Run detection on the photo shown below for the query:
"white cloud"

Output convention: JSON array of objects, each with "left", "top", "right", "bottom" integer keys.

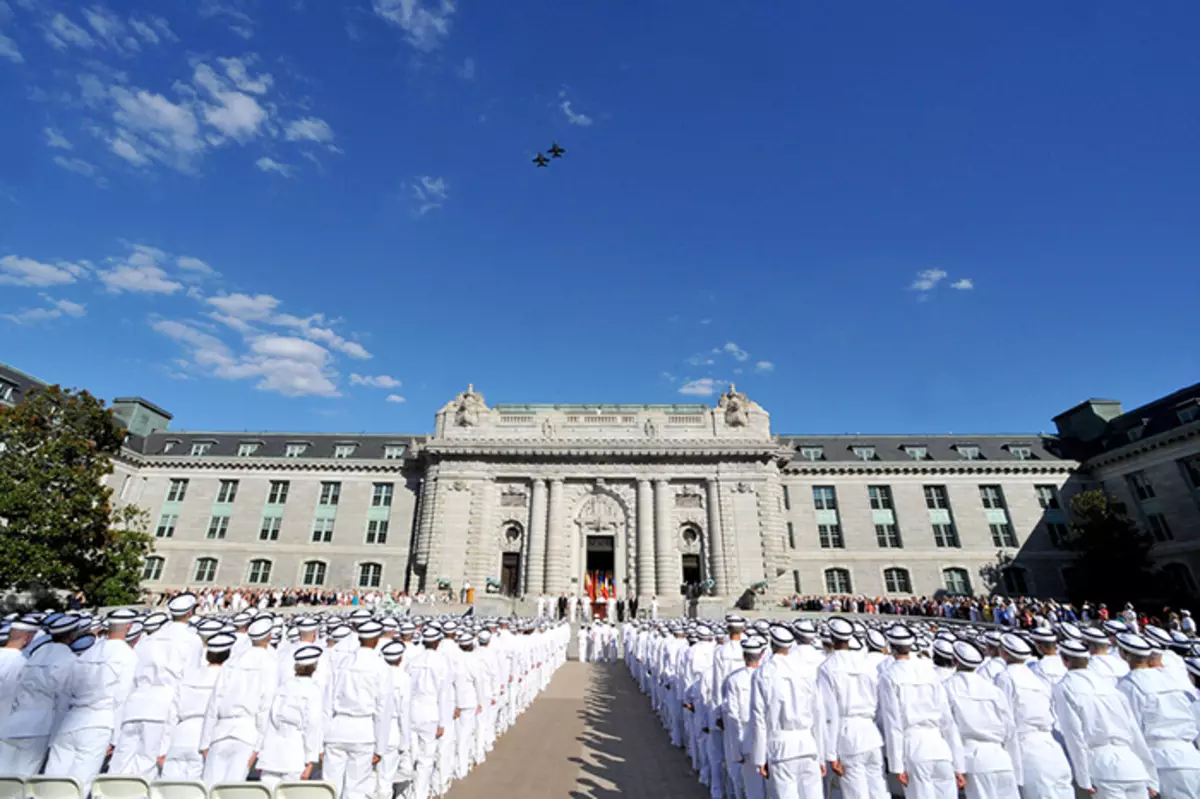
[
  {"left": 109, "top": 86, "right": 205, "bottom": 171},
  {"left": 951, "top": 278, "right": 974, "bottom": 290},
  {"left": 685, "top": 353, "right": 715, "bottom": 367},
  {"left": 82, "top": 5, "right": 140, "bottom": 54},
  {"left": 385, "top": 394, "right": 406, "bottom": 403},
  {"left": 910, "top": 268, "right": 947, "bottom": 292},
  {"left": 110, "top": 134, "right": 150, "bottom": 165},
  {"left": 678, "top": 378, "right": 727, "bottom": 397},
  {"left": 755, "top": 360, "right": 774, "bottom": 373},
  {"left": 407, "top": 175, "right": 447, "bottom": 216},
  {"left": 284, "top": 116, "right": 334, "bottom": 144},
  {"left": 256, "top": 156, "right": 293, "bottom": 177},
  {"left": 457, "top": 57, "right": 475, "bottom": 80},
  {"left": 192, "top": 62, "right": 268, "bottom": 141},
  {"left": 559, "top": 100, "right": 593, "bottom": 127},
  {"left": 0, "top": 255, "right": 86, "bottom": 287},
  {"left": 372, "top": 0, "right": 455, "bottom": 51},
  {"left": 208, "top": 292, "right": 280, "bottom": 320},
  {"left": 721, "top": 341, "right": 749, "bottom": 361},
  {"left": 128, "top": 18, "right": 158, "bottom": 44},
  {"left": 44, "top": 13, "right": 95, "bottom": 51},
  {"left": 128, "top": 16, "right": 174, "bottom": 44},
  {"left": 350, "top": 373, "right": 401, "bottom": 388},
  {"left": 97, "top": 244, "right": 184, "bottom": 294},
  {"left": 699, "top": 318, "right": 712, "bottom": 325},
  {"left": 205, "top": 291, "right": 371, "bottom": 360},
  {"left": 217, "top": 56, "right": 273, "bottom": 94},
  {"left": 53, "top": 155, "right": 105, "bottom": 185},
  {"left": 0, "top": 31, "right": 21, "bottom": 63},
  {"left": 177, "top": 255, "right": 215, "bottom": 276},
  {"left": 2, "top": 294, "right": 86, "bottom": 324},
  {"left": 44, "top": 127, "right": 72, "bottom": 150}
]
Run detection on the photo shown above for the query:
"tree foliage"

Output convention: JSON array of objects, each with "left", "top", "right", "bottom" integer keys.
[
  {"left": 0, "top": 385, "right": 154, "bottom": 605},
  {"left": 1065, "top": 489, "right": 1156, "bottom": 607}
]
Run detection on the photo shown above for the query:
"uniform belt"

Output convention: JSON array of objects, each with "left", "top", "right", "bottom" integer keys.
[{"left": 335, "top": 712, "right": 373, "bottom": 718}]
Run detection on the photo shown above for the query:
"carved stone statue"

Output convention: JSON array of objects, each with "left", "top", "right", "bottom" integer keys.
[
  {"left": 453, "top": 383, "right": 487, "bottom": 427},
  {"left": 542, "top": 417, "right": 556, "bottom": 438},
  {"left": 719, "top": 383, "right": 750, "bottom": 427},
  {"left": 644, "top": 417, "right": 659, "bottom": 438}
]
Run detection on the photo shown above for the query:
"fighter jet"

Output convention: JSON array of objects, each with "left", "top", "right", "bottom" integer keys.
[
  {"left": 548, "top": 141, "right": 565, "bottom": 158},
  {"left": 532, "top": 153, "right": 549, "bottom": 168}
]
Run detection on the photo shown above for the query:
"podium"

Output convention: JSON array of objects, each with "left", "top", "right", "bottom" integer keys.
[{"left": 591, "top": 601, "right": 608, "bottom": 620}]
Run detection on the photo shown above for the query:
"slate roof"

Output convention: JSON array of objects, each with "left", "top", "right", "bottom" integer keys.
[
  {"left": 127, "top": 430, "right": 417, "bottom": 460},
  {"left": 1068, "top": 381, "right": 1200, "bottom": 459},
  {"left": 0, "top": 361, "right": 49, "bottom": 406},
  {"left": 777, "top": 433, "right": 1070, "bottom": 464}
]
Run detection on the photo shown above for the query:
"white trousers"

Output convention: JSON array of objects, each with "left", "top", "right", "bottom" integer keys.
[
  {"left": 742, "top": 761, "right": 766, "bottom": 799},
  {"left": 202, "top": 738, "right": 254, "bottom": 785},
  {"left": 904, "top": 760, "right": 957, "bottom": 799},
  {"left": 259, "top": 771, "right": 301, "bottom": 790},
  {"left": 454, "top": 712, "right": 475, "bottom": 779},
  {"left": 1016, "top": 734, "right": 1074, "bottom": 799},
  {"left": 410, "top": 725, "right": 439, "bottom": 799},
  {"left": 1093, "top": 782, "right": 1152, "bottom": 799},
  {"left": 110, "top": 721, "right": 165, "bottom": 779},
  {"left": 45, "top": 727, "right": 111, "bottom": 792},
  {"left": 840, "top": 748, "right": 888, "bottom": 799},
  {"left": 766, "top": 756, "right": 822, "bottom": 799},
  {"left": 965, "top": 770, "right": 1019, "bottom": 799},
  {"left": 161, "top": 750, "right": 204, "bottom": 781},
  {"left": 1159, "top": 768, "right": 1200, "bottom": 799},
  {"left": 325, "top": 742, "right": 376, "bottom": 799},
  {"left": 0, "top": 736, "right": 49, "bottom": 778}
]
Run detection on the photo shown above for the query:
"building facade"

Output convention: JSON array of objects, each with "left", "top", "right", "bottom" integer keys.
[{"left": 2, "top": 362, "right": 1198, "bottom": 604}]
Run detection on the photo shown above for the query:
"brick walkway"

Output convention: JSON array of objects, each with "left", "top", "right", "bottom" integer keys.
[{"left": 447, "top": 661, "right": 707, "bottom": 799}]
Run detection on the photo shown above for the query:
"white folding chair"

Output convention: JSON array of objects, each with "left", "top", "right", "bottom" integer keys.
[
  {"left": 208, "top": 783, "right": 271, "bottom": 799},
  {"left": 24, "top": 777, "right": 82, "bottom": 799},
  {"left": 273, "top": 782, "right": 336, "bottom": 799},
  {"left": 0, "top": 777, "right": 25, "bottom": 799},
  {"left": 270, "top": 782, "right": 331, "bottom": 799},
  {"left": 91, "top": 776, "right": 151, "bottom": 799},
  {"left": 149, "top": 780, "right": 208, "bottom": 799}
]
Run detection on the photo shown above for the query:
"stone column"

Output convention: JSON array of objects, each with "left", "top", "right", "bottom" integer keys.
[
  {"left": 544, "top": 478, "right": 567, "bottom": 595},
  {"left": 654, "top": 478, "right": 674, "bottom": 598},
  {"left": 525, "top": 478, "right": 548, "bottom": 596},
  {"left": 706, "top": 478, "right": 725, "bottom": 594},
  {"left": 636, "top": 479, "right": 656, "bottom": 597}
]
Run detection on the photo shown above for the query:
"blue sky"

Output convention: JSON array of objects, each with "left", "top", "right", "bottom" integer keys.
[{"left": 1, "top": 1, "right": 1197, "bottom": 436}]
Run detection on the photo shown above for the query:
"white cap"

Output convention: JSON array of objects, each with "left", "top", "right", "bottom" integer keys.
[
  {"left": 107, "top": 608, "right": 139, "bottom": 623},
  {"left": 247, "top": 617, "right": 273, "bottom": 641},
  {"left": 293, "top": 645, "right": 322, "bottom": 665},
  {"left": 357, "top": 621, "right": 384, "bottom": 639},
  {"left": 952, "top": 641, "right": 984, "bottom": 669},
  {"left": 769, "top": 626, "right": 795, "bottom": 648},
  {"left": 1060, "top": 639, "right": 1090, "bottom": 659},
  {"left": 167, "top": 593, "right": 198, "bottom": 616},
  {"left": 1116, "top": 633, "right": 1153, "bottom": 657},
  {"left": 827, "top": 617, "right": 854, "bottom": 642},
  {"left": 207, "top": 632, "right": 237, "bottom": 653},
  {"left": 381, "top": 641, "right": 406, "bottom": 662},
  {"left": 1000, "top": 633, "right": 1033, "bottom": 660}
]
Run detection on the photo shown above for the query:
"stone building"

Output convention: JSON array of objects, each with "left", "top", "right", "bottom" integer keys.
[{"left": 2, "top": 361, "right": 1198, "bottom": 606}]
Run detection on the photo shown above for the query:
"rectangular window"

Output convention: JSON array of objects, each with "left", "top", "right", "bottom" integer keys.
[
  {"left": 924, "top": 485, "right": 949, "bottom": 510},
  {"left": 358, "top": 562, "right": 382, "bottom": 588},
  {"left": 1129, "top": 472, "right": 1156, "bottom": 501},
  {"left": 818, "top": 524, "right": 844, "bottom": 549},
  {"left": 782, "top": 485, "right": 791, "bottom": 511},
  {"left": 162, "top": 441, "right": 177, "bottom": 454},
  {"left": 852, "top": 446, "right": 876, "bottom": 461},
  {"left": 167, "top": 478, "right": 189, "bottom": 502},
  {"left": 0, "top": 381, "right": 14, "bottom": 403},
  {"left": 990, "top": 523, "right": 1018, "bottom": 548},
  {"left": 190, "top": 442, "right": 212, "bottom": 456},
  {"left": 1182, "top": 456, "right": 1200, "bottom": 489},
  {"left": 259, "top": 516, "right": 282, "bottom": 541},
  {"left": 267, "top": 480, "right": 290, "bottom": 505},
  {"left": 799, "top": 447, "right": 823, "bottom": 462},
  {"left": 813, "top": 486, "right": 837, "bottom": 511},
  {"left": 904, "top": 445, "right": 928, "bottom": 461},
  {"left": 1009, "top": 445, "right": 1033, "bottom": 460},
  {"left": 885, "top": 569, "right": 912, "bottom": 594},
  {"left": 1047, "top": 522, "right": 1069, "bottom": 547},
  {"left": 285, "top": 443, "right": 307, "bottom": 458},
  {"left": 384, "top": 445, "right": 406, "bottom": 460},
  {"left": 979, "top": 485, "right": 1006, "bottom": 509},
  {"left": 793, "top": 570, "right": 802, "bottom": 594},
  {"left": 141, "top": 557, "right": 164, "bottom": 581},
  {"left": 1035, "top": 485, "right": 1060, "bottom": 510},
  {"left": 372, "top": 483, "right": 394, "bottom": 507},
  {"left": 312, "top": 517, "right": 334, "bottom": 543},
  {"left": 825, "top": 569, "right": 852, "bottom": 594},
  {"left": 1178, "top": 405, "right": 1200, "bottom": 424},
  {"left": 933, "top": 523, "right": 960, "bottom": 548},
  {"left": 875, "top": 523, "right": 902, "bottom": 548},
  {"left": 216, "top": 479, "right": 239, "bottom": 504},
  {"left": 155, "top": 513, "right": 177, "bottom": 538},
  {"left": 247, "top": 560, "right": 272, "bottom": 584},
  {"left": 868, "top": 485, "right": 894, "bottom": 511},
  {"left": 193, "top": 558, "right": 218, "bottom": 583},
  {"left": 334, "top": 444, "right": 356, "bottom": 459},
  {"left": 366, "top": 519, "right": 389, "bottom": 544},
  {"left": 319, "top": 481, "right": 341, "bottom": 506},
  {"left": 958, "top": 445, "right": 982, "bottom": 461},
  {"left": 303, "top": 561, "right": 326, "bottom": 586},
  {"left": 1147, "top": 514, "right": 1173, "bottom": 542},
  {"left": 206, "top": 516, "right": 229, "bottom": 540},
  {"left": 786, "top": 521, "right": 795, "bottom": 548},
  {"left": 237, "top": 442, "right": 259, "bottom": 456}
]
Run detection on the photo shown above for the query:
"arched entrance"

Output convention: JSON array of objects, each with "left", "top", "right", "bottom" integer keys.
[{"left": 572, "top": 485, "right": 630, "bottom": 618}]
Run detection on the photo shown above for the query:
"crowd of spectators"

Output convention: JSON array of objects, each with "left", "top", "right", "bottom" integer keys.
[
  {"left": 152, "top": 587, "right": 458, "bottom": 612},
  {"left": 781, "top": 593, "right": 1197, "bottom": 633}
]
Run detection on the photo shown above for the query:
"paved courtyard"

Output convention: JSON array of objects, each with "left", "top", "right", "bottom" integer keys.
[{"left": 448, "top": 661, "right": 707, "bottom": 799}]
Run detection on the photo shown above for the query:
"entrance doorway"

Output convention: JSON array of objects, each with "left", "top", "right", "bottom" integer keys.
[
  {"left": 681, "top": 553, "right": 702, "bottom": 595},
  {"left": 585, "top": 535, "right": 615, "bottom": 604},
  {"left": 500, "top": 553, "right": 521, "bottom": 597}
]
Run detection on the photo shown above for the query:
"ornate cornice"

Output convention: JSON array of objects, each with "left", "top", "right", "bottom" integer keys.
[
  {"left": 1084, "top": 423, "right": 1199, "bottom": 470},
  {"left": 780, "top": 461, "right": 1077, "bottom": 477},
  {"left": 115, "top": 451, "right": 410, "bottom": 475},
  {"left": 424, "top": 438, "right": 779, "bottom": 460}
]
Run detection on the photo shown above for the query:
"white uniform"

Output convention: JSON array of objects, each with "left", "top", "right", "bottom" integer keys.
[
  {"left": 723, "top": 667, "right": 763, "bottom": 799},
  {"left": 325, "top": 646, "right": 394, "bottom": 799},
  {"left": 0, "top": 640, "right": 75, "bottom": 776},
  {"left": 750, "top": 653, "right": 826, "bottom": 799},
  {"left": 817, "top": 649, "right": 888, "bottom": 799},
  {"left": 159, "top": 665, "right": 221, "bottom": 780},
  {"left": 0, "top": 648, "right": 27, "bottom": 717},
  {"left": 407, "top": 645, "right": 453, "bottom": 799},
  {"left": 994, "top": 662, "right": 1073, "bottom": 799},
  {"left": 1053, "top": 668, "right": 1158, "bottom": 799},
  {"left": 452, "top": 648, "right": 486, "bottom": 779},
  {"left": 199, "top": 646, "right": 278, "bottom": 785},
  {"left": 1118, "top": 667, "right": 1200, "bottom": 799},
  {"left": 878, "top": 658, "right": 965, "bottom": 799},
  {"left": 256, "top": 675, "right": 324, "bottom": 788},
  {"left": 378, "top": 665, "right": 412, "bottom": 799},
  {"left": 943, "top": 670, "right": 1019, "bottom": 799},
  {"left": 45, "top": 638, "right": 138, "bottom": 791}
]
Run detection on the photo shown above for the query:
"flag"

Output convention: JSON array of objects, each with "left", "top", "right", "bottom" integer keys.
[{"left": 585, "top": 571, "right": 594, "bottom": 602}]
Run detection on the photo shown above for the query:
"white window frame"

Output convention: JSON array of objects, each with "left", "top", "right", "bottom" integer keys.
[
  {"left": 312, "top": 517, "right": 335, "bottom": 543},
  {"left": 1009, "top": 446, "right": 1033, "bottom": 460},
  {"left": 358, "top": 562, "right": 383, "bottom": 589},
  {"left": 366, "top": 519, "right": 389, "bottom": 544},
  {"left": 824, "top": 568, "right": 852, "bottom": 594},
  {"left": 813, "top": 486, "right": 837, "bottom": 511},
  {"left": 206, "top": 515, "right": 230, "bottom": 540},
  {"left": 259, "top": 516, "right": 282, "bottom": 541},
  {"left": 799, "top": 447, "right": 823, "bottom": 462},
  {"left": 1035, "top": 485, "right": 1060, "bottom": 509},
  {"left": 0, "top": 382, "right": 14, "bottom": 403},
  {"left": 852, "top": 446, "right": 875, "bottom": 461},
  {"left": 166, "top": 478, "right": 189, "bottom": 502},
  {"left": 216, "top": 479, "right": 239, "bottom": 504},
  {"left": 268, "top": 480, "right": 290, "bottom": 505},
  {"left": 384, "top": 445, "right": 406, "bottom": 460},
  {"left": 372, "top": 483, "right": 394, "bottom": 507},
  {"left": 247, "top": 559, "right": 272, "bottom": 584},
  {"left": 868, "top": 485, "right": 894, "bottom": 510},
  {"left": 958, "top": 445, "right": 981, "bottom": 461},
  {"left": 237, "top": 442, "right": 259, "bottom": 456},
  {"left": 943, "top": 567, "right": 971, "bottom": 595},
  {"left": 904, "top": 446, "right": 927, "bottom": 461},
  {"left": 884, "top": 567, "right": 912, "bottom": 594},
  {"left": 155, "top": 513, "right": 177, "bottom": 539},
  {"left": 193, "top": 557, "right": 218, "bottom": 583},
  {"left": 333, "top": 444, "right": 357, "bottom": 459},
  {"left": 302, "top": 560, "right": 327, "bottom": 586},
  {"left": 190, "top": 442, "right": 212, "bottom": 456},
  {"left": 142, "top": 556, "right": 164, "bottom": 581},
  {"left": 285, "top": 443, "right": 308, "bottom": 458},
  {"left": 319, "top": 481, "right": 341, "bottom": 506}
]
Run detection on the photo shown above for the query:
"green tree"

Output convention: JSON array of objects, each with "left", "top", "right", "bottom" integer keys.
[
  {"left": 0, "top": 385, "right": 154, "bottom": 605},
  {"left": 1065, "top": 489, "right": 1156, "bottom": 607}
]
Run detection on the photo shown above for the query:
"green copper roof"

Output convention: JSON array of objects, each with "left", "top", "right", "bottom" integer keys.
[{"left": 492, "top": 403, "right": 710, "bottom": 414}]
